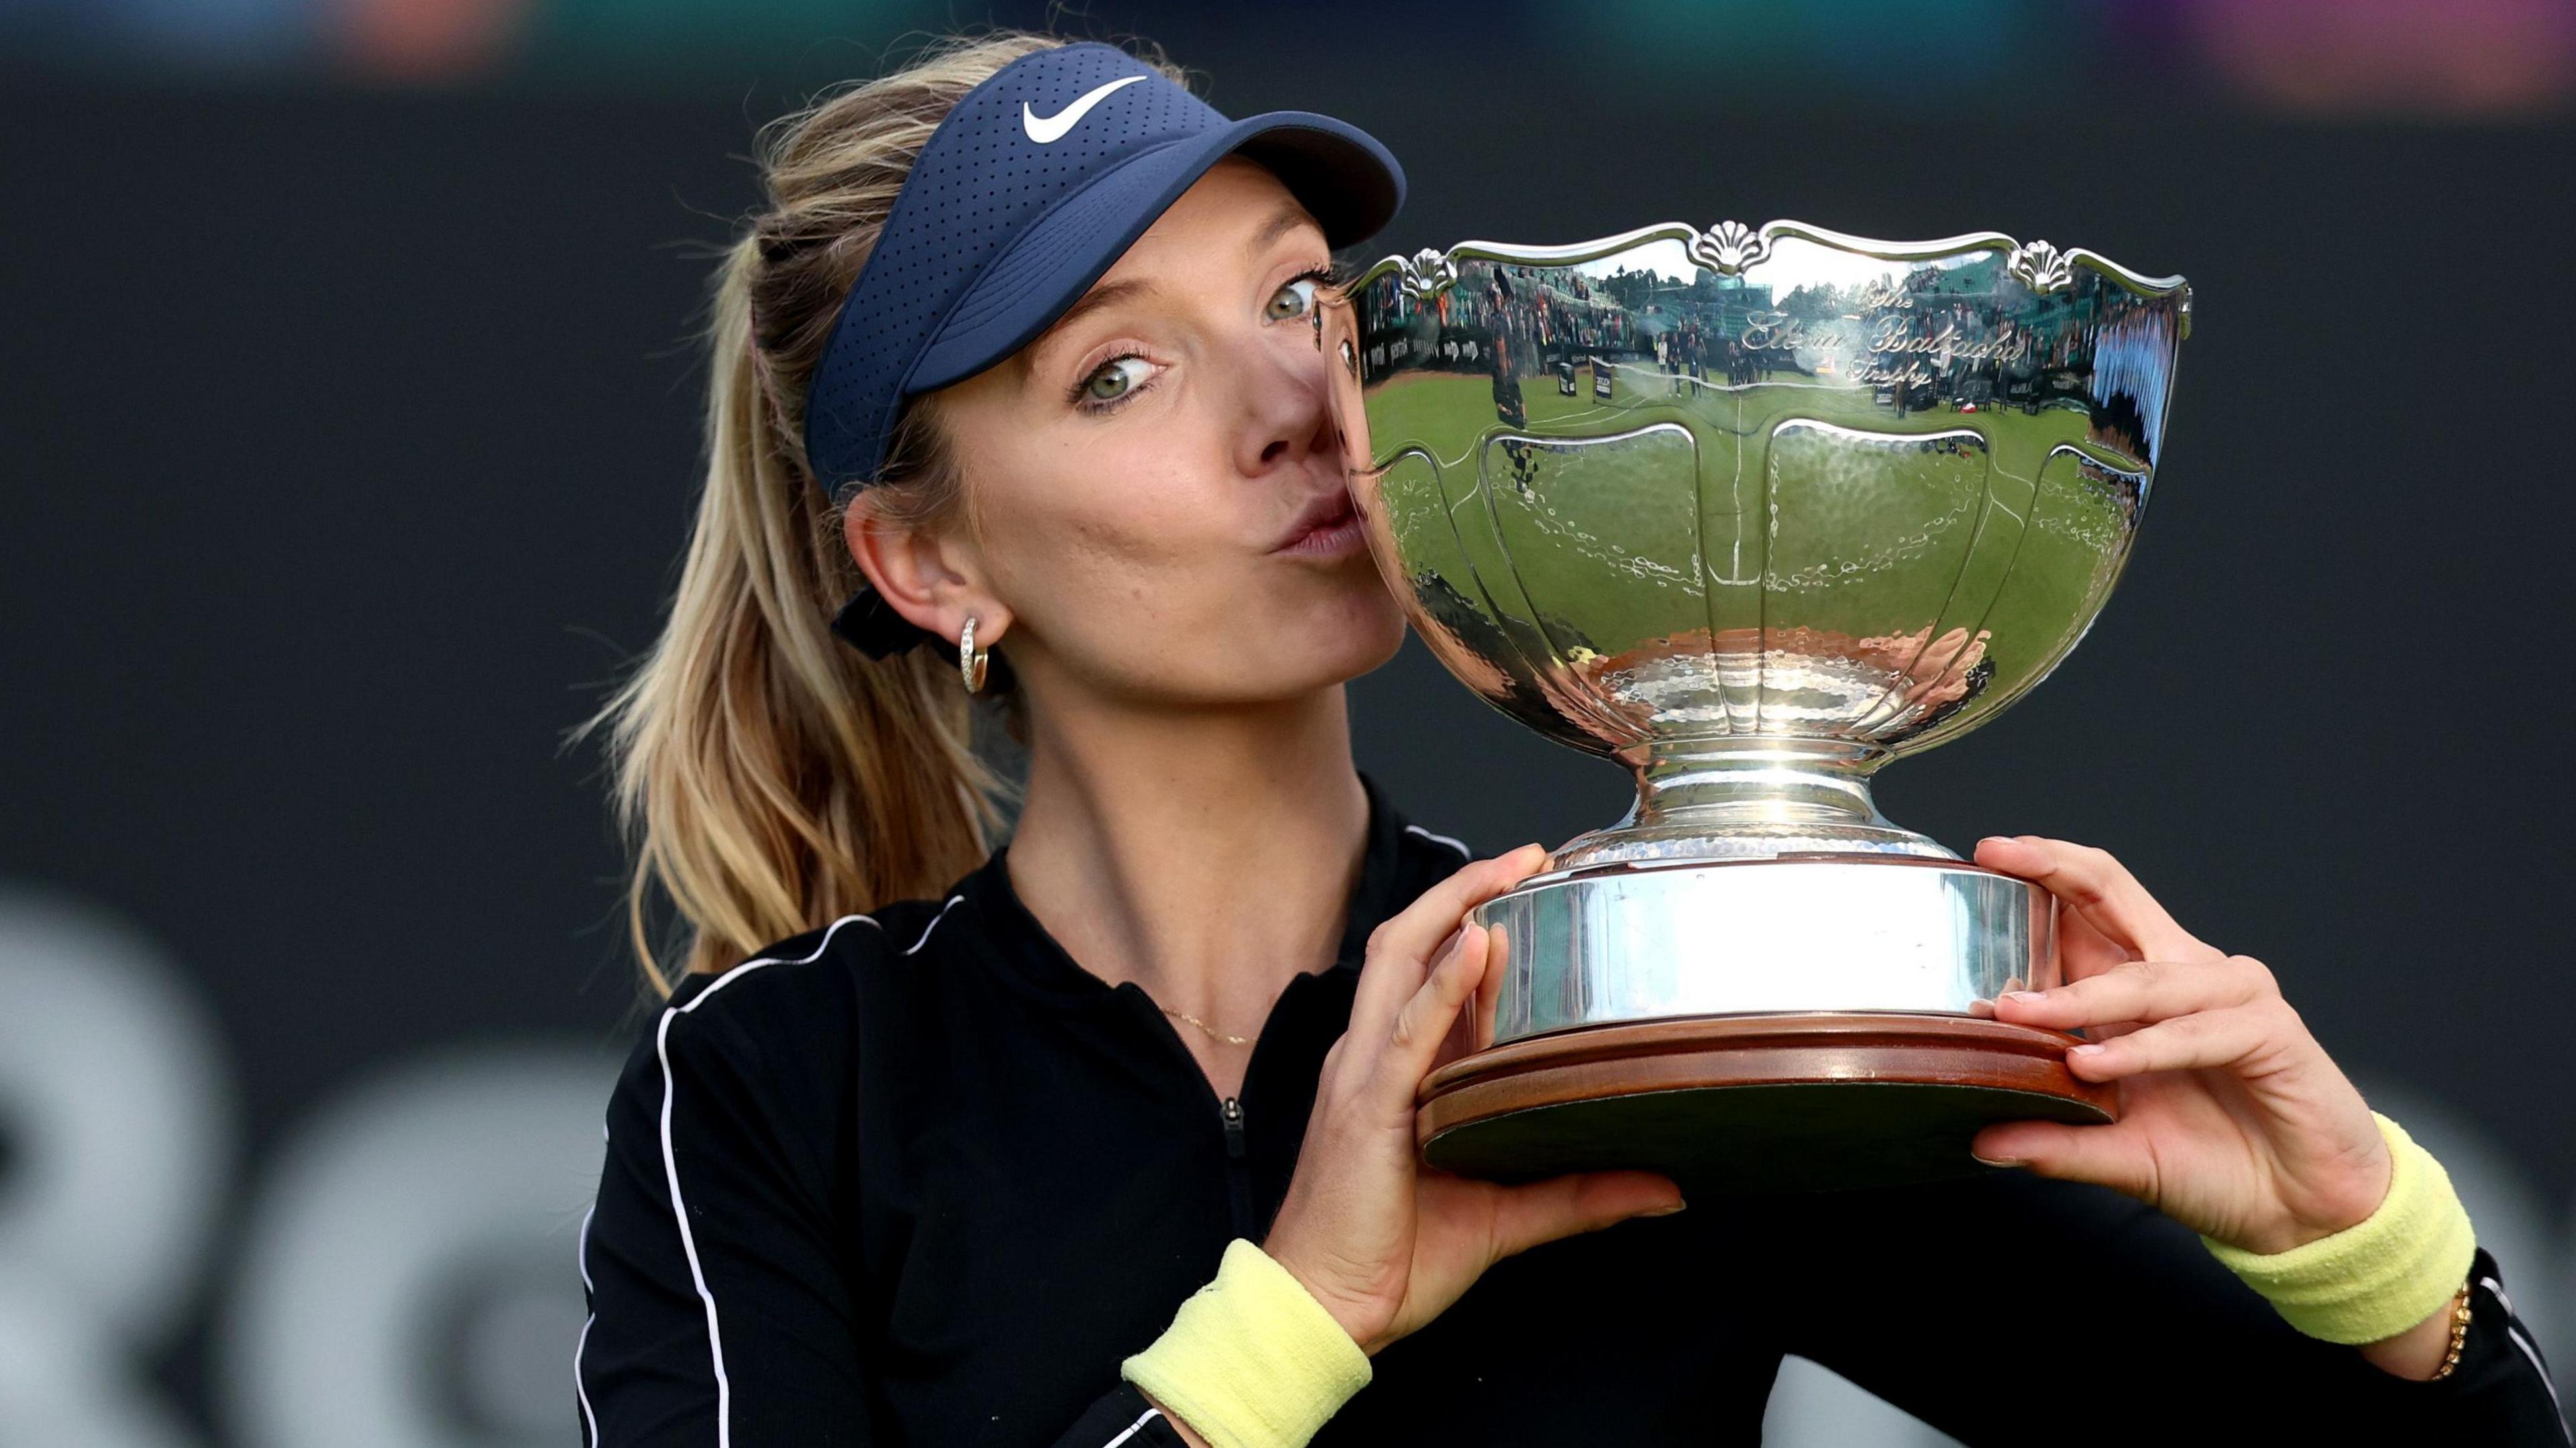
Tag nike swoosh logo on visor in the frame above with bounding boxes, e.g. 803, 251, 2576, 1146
1022, 74, 1147, 144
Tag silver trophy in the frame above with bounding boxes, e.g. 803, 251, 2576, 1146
1320, 221, 2190, 1192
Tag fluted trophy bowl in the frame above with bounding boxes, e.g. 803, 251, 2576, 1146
1319, 220, 2191, 1191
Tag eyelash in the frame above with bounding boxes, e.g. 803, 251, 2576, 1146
1065, 262, 1347, 415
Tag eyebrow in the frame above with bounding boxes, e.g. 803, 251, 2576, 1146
1025, 278, 1160, 376
1022, 203, 1324, 377
1246, 200, 1320, 257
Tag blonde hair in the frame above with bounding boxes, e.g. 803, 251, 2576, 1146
584, 32, 1190, 994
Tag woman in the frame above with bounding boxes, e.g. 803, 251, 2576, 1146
576, 32, 2565, 1447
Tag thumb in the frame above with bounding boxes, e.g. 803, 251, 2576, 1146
1972, 1121, 2155, 1199
1485, 1170, 1686, 1260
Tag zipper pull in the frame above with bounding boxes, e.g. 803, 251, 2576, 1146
1220, 1095, 1247, 1160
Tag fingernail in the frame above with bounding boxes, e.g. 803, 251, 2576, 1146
1970, 1152, 2025, 1168
1641, 1200, 1687, 1217
2001, 990, 2045, 1004
2068, 1042, 2105, 1057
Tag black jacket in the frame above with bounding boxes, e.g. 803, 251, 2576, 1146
577, 771, 2567, 1445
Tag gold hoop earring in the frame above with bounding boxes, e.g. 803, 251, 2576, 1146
958, 614, 990, 693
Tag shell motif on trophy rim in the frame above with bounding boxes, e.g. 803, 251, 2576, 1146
1320, 219, 2192, 873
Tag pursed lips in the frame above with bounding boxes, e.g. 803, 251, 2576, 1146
1269, 486, 1358, 552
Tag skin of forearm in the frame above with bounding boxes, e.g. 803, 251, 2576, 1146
2356, 1293, 2458, 1380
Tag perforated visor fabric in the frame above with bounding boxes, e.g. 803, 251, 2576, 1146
800, 41, 1404, 496
913, 119, 1398, 392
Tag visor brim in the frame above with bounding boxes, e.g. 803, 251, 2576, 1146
907, 109, 1403, 394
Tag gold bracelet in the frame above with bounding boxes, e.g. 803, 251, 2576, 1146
2429, 1278, 2474, 1382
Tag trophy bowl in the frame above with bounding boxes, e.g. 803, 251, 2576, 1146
1319, 219, 2191, 1192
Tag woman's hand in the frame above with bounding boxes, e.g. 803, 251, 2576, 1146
1970, 836, 2393, 1257
1261, 844, 1684, 1355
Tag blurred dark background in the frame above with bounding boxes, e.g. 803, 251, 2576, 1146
2, 1, 2570, 1444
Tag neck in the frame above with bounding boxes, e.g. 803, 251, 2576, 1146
1003, 681, 1369, 1036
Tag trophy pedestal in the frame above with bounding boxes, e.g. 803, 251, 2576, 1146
1417, 1013, 2112, 1194
1419, 852, 2113, 1193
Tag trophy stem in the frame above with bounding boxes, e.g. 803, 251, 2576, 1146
1633, 736, 1894, 830
1556, 736, 1953, 868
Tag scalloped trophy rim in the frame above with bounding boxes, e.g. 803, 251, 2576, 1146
1337, 217, 2191, 769
1356, 219, 2193, 339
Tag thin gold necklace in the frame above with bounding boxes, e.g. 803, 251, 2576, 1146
1160, 1005, 1252, 1046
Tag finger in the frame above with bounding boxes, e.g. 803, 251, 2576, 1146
1350, 844, 1546, 1042
1373, 923, 1491, 1108
1461, 926, 1509, 1064
1434, 923, 1505, 1073
1970, 1120, 2157, 1200
1372, 844, 1546, 966
1485, 1170, 1686, 1260
2051, 900, 2133, 982
1991, 955, 2274, 1033
2057, 1004, 2284, 1082
1974, 836, 2208, 962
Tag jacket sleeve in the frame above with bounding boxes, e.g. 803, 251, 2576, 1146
1771, 1169, 2567, 1446
574, 948, 1196, 1448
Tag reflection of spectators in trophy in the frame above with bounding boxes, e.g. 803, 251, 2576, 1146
1481, 270, 1539, 496
1485, 268, 1527, 431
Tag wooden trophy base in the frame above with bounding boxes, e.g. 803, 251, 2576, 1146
1416, 1013, 2115, 1195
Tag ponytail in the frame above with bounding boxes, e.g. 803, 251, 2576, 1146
584, 32, 1183, 993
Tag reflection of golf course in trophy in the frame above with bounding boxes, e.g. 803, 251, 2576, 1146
1322, 220, 2190, 1192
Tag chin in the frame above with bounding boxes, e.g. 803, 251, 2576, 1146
1240, 588, 1406, 694
1316, 590, 1409, 682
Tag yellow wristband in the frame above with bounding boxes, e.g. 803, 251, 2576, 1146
2199, 1111, 2476, 1345
1120, 1239, 1373, 1448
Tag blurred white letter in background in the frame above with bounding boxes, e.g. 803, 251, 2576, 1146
0, 890, 232, 1448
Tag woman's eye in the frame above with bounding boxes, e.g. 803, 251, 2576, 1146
1266, 276, 1320, 321
1081, 355, 1153, 404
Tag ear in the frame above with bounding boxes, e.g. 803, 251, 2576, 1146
841, 504, 1010, 646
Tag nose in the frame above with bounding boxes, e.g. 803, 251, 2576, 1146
1226, 321, 1339, 481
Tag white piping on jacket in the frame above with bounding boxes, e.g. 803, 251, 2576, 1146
1405, 822, 1473, 858
1101, 1406, 1165, 1446
655, 911, 886, 1446
575, 1203, 599, 1445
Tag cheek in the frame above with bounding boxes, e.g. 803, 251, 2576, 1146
977, 417, 1400, 687
991, 441, 1240, 629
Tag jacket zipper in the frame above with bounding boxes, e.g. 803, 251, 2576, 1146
1121, 982, 1271, 1241
1220, 1095, 1254, 1239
